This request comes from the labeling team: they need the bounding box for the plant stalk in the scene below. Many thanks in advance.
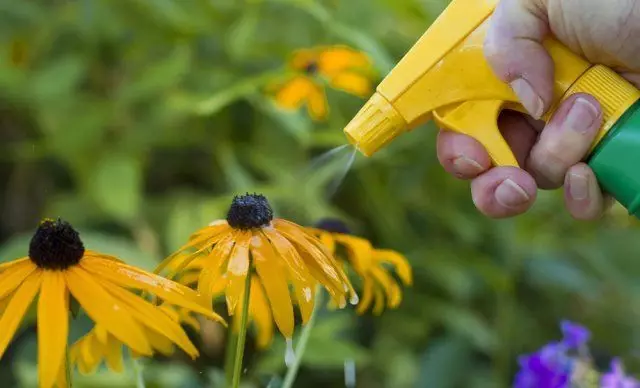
[231,272,253,388]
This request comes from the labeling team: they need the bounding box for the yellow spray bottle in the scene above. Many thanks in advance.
[343,0,640,217]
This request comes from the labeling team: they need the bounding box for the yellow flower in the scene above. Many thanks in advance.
[271,45,374,120]
[69,304,201,375]
[155,193,357,344]
[178,260,274,350]
[0,218,226,388]
[307,218,412,315]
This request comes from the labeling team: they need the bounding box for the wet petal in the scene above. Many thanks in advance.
[328,71,372,97]
[81,257,226,325]
[252,234,294,338]
[99,278,199,359]
[64,267,153,356]
[373,250,412,285]
[272,220,344,289]
[38,272,69,388]
[225,231,251,315]
[261,229,316,322]
[0,259,37,300]
[0,270,42,358]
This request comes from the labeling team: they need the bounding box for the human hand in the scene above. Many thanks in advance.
[436,0,640,220]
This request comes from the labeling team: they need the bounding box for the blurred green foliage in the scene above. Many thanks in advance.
[2,0,640,387]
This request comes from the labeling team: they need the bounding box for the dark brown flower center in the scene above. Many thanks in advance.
[28,218,85,270]
[227,193,273,230]
[315,218,351,234]
[304,61,318,75]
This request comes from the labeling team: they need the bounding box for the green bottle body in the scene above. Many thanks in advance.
[589,99,640,218]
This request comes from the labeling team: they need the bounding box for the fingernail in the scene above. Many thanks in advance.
[569,172,589,200]
[495,179,530,208]
[564,97,599,134]
[510,78,544,119]
[453,156,484,176]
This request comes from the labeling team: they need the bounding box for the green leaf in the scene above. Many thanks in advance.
[225,7,260,60]
[88,153,142,223]
[28,56,85,104]
[117,44,191,103]
[415,334,474,388]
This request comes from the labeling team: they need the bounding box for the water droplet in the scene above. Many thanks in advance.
[303,287,312,302]
[285,338,296,367]
[349,293,359,305]
[343,283,349,292]
[344,359,356,387]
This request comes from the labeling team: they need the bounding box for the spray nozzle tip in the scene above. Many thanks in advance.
[343,92,407,157]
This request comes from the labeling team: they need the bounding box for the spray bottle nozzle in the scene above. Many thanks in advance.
[343,92,408,157]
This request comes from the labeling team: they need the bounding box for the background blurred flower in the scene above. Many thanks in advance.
[601,358,640,388]
[270,45,375,120]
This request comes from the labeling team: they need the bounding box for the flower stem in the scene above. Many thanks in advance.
[231,272,252,388]
[281,285,323,388]
[224,331,238,385]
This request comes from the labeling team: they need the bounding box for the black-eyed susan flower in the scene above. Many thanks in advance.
[0,218,226,388]
[154,194,357,352]
[69,304,201,375]
[271,45,375,121]
[307,218,412,315]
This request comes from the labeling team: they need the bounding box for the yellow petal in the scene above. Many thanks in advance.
[144,327,175,356]
[306,82,328,121]
[373,249,413,285]
[273,220,353,299]
[154,224,232,276]
[64,267,153,356]
[252,234,294,338]
[318,46,371,75]
[318,232,336,255]
[81,257,226,325]
[273,76,314,110]
[95,325,109,345]
[369,266,401,309]
[225,231,251,315]
[105,338,124,373]
[333,234,374,273]
[373,286,385,316]
[355,277,374,315]
[0,257,29,272]
[38,272,69,388]
[55,352,69,388]
[328,71,372,98]
[0,270,42,358]
[0,259,38,300]
[251,279,274,349]
[261,229,315,323]
[198,233,235,306]
[179,310,201,332]
[99,278,199,359]
[177,272,200,287]
[289,48,317,71]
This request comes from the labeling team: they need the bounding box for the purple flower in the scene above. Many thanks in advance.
[560,320,590,349]
[513,342,573,388]
[601,358,640,388]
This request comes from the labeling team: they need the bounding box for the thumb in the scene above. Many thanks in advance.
[484,0,552,120]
